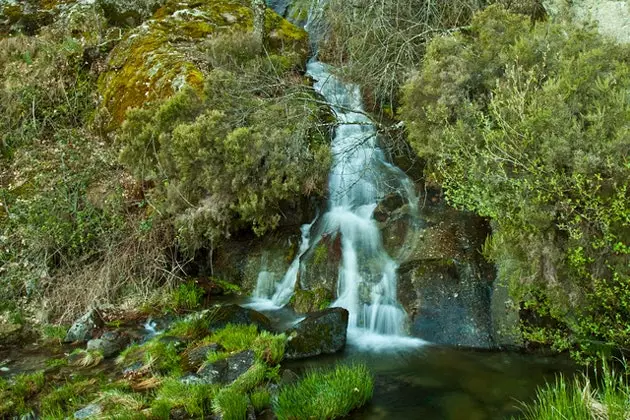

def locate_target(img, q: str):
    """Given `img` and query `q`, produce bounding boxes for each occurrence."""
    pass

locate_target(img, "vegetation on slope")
[401,5,630,356]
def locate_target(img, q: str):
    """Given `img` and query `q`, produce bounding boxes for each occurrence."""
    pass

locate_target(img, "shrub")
[401,5,630,356]
[119,32,331,254]
[274,363,373,419]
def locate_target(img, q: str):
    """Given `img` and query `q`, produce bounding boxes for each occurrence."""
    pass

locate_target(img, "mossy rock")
[284,307,348,359]
[98,0,309,128]
[0,0,60,35]
[288,287,332,314]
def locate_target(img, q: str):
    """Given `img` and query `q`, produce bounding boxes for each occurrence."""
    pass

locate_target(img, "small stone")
[64,308,104,343]
[74,403,103,419]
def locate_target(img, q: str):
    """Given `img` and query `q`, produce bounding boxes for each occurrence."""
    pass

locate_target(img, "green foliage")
[119,31,331,253]
[252,331,286,365]
[170,282,206,312]
[212,387,249,420]
[401,5,630,354]
[522,359,630,419]
[250,388,271,413]
[39,377,97,418]
[168,315,212,340]
[211,324,259,352]
[151,377,218,418]
[116,337,182,375]
[0,371,45,417]
[40,324,68,344]
[274,363,374,420]
[230,362,268,394]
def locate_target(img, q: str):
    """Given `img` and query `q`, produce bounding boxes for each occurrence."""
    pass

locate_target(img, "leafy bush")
[401,5,630,354]
[274,363,373,420]
[119,32,331,253]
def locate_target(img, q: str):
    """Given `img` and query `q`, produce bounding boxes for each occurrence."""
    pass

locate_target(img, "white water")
[250,0,425,349]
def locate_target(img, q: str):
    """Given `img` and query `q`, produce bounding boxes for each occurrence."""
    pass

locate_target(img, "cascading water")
[251,0,424,347]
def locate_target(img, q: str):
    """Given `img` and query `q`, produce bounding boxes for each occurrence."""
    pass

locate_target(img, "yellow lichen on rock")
[98,0,308,129]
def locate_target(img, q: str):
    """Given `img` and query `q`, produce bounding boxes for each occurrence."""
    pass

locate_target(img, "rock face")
[98,0,309,128]
[544,0,630,44]
[284,307,348,359]
[64,308,104,343]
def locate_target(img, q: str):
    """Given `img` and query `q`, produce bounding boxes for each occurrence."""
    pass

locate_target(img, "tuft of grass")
[521,359,630,420]
[252,331,286,365]
[211,324,258,352]
[230,362,267,394]
[116,338,182,376]
[68,349,104,368]
[40,324,68,344]
[150,377,218,418]
[274,363,374,420]
[168,315,211,340]
[46,357,69,369]
[212,387,249,420]
[250,388,271,413]
[170,282,206,312]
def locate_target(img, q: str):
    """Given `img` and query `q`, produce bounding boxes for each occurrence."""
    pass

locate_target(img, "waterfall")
[251,0,424,347]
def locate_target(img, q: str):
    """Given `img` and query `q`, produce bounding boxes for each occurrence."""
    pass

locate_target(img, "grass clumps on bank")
[274,363,374,420]
[522,360,630,419]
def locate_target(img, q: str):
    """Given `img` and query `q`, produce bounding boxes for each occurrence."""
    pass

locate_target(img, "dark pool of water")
[283,344,574,420]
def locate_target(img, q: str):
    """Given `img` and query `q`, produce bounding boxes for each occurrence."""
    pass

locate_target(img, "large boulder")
[98,0,309,128]
[64,308,105,343]
[207,304,273,333]
[284,307,348,359]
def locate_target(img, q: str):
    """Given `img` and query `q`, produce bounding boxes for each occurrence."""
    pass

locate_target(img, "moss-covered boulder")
[284,307,348,359]
[207,304,273,333]
[98,0,309,128]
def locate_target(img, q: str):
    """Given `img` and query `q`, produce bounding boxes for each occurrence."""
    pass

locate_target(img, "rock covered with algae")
[97,0,309,129]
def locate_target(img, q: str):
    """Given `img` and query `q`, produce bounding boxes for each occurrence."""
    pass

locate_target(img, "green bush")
[119,32,331,254]
[274,363,373,420]
[401,5,630,356]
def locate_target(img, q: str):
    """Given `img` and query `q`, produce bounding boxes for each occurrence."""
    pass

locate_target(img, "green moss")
[98,0,308,128]
[289,287,333,313]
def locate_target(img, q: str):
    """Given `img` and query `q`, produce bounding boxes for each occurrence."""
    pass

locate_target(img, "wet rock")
[284,308,348,359]
[87,330,130,358]
[74,403,103,419]
[64,308,104,343]
[196,350,256,385]
[184,342,224,370]
[207,304,273,333]
[288,287,333,314]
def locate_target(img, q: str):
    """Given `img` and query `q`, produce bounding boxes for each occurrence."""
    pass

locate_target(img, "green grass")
[521,359,630,420]
[212,387,249,420]
[252,331,286,364]
[40,324,68,344]
[116,338,182,375]
[150,377,218,418]
[40,377,98,418]
[170,282,206,312]
[274,363,374,420]
[250,388,271,413]
[0,371,46,417]
[211,324,259,352]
